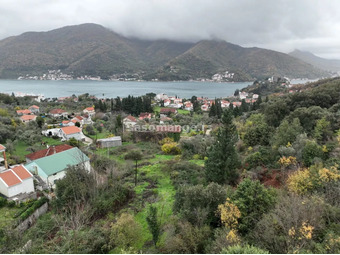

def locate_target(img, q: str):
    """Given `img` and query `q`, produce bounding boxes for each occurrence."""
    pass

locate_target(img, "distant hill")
[289,50,340,72]
[0,23,330,80]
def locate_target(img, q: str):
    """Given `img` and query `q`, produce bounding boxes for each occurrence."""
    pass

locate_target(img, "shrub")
[222,244,269,254]
[0,197,7,207]
[161,142,181,155]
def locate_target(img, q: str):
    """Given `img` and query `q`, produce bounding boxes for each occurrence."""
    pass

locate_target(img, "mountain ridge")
[0,23,330,80]
[289,49,340,73]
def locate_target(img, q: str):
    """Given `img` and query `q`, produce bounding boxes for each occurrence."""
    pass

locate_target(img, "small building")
[28,105,40,114]
[59,126,83,141]
[20,115,37,123]
[96,136,122,148]
[160,108,177,116]
[61,120,75,127]
[25,147,90,188]
[0,165,34,198]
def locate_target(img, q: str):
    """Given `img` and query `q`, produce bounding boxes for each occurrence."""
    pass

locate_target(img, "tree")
[231,178,276,234]
[243,113,273,146]
[124,150,143,186]
[302,140,323,166]
[253,195,325,254]
[205,109,240,185]
[313,117,332,142]
[35,116,45,128]
[146,204,161,247]
[271,118,303,148]
[173,182,227,226]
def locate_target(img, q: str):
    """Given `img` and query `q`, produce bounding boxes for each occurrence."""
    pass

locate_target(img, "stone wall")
[15,202,48,232]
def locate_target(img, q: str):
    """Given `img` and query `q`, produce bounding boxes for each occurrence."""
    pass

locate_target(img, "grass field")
[133,162,176,250]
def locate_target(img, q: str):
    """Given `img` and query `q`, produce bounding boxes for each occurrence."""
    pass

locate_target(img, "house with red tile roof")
[20,115,37,123]
[0,165,34,198]
[16,109,32,115]
[139,112,152,120]
[83,107,95,117]
[49,108,68,118]
[184,102,193,111]
[58,126,83,141]
[25,144,73,163]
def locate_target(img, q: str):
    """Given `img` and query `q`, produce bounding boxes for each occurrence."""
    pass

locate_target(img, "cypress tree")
[209,102,217,117]
[205,109,240,185]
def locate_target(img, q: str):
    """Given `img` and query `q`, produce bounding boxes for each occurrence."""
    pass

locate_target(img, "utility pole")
[135,159,138,186]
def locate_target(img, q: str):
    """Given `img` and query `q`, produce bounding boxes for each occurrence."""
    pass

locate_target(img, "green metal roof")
[28,147,89,176]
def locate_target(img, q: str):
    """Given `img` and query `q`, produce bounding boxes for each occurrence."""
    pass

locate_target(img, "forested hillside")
[0,23,330,80]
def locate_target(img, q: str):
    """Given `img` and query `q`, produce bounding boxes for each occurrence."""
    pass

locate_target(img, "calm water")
[0,80,252,99]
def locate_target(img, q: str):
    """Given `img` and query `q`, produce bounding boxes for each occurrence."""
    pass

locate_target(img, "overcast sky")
[1,0,340,58]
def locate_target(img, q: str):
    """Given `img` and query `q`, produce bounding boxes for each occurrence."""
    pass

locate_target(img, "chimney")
[3,150,8,169]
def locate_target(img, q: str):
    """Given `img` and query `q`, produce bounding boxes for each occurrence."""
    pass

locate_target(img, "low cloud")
[1,0,340,58]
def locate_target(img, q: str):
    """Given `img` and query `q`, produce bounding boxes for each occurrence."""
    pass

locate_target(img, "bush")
[0,197,7,207]
[7,201,15,208]
[161,142,181,155]
[302,140,324,166]
[221,244,269,254]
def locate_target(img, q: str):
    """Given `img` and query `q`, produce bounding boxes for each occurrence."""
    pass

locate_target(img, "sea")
[0,79,315,99]
[0,80,252,99]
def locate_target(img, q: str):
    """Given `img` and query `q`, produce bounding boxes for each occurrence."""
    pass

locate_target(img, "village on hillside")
[0,89,261,201]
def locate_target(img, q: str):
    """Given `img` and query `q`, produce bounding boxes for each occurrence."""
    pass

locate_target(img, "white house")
[163,99,171,106]
[59,126,83,141]
[123,115,137,129]
[156,93,168,101]
[83,107,95,117]
[62,120,75,127]
[20,115,37,123]
[184,102,193,111]
[0,165,35,198]
[221,100,230,108]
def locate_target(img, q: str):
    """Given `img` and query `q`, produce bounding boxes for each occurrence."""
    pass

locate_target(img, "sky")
[1,0,340,59]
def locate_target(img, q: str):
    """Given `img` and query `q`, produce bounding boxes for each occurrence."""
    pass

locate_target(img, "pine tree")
[205,109,240,185]
[146,205,161,247]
